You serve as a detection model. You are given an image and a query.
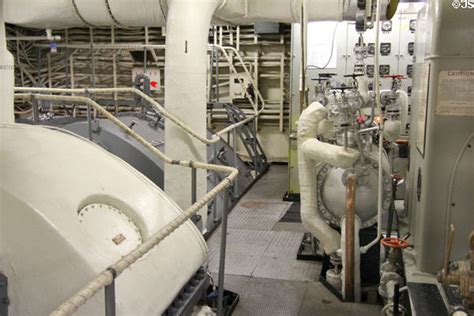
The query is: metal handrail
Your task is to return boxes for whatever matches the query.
[15,86,259,145]
[15,93,238,316]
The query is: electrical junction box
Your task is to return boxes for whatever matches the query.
[132,67,161,92]
[255,22,281,34]
[229,73,254,100]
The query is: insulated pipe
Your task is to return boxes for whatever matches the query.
[215,0,346,23]
[4,0,168,28]
[298,101,359,254]
[4,0,391,27]
[0,0,15,124]
[164,0,222,213]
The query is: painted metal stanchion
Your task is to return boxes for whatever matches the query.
[104,268,117,316]
[217,187,229,316]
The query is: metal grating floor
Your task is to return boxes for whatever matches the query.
[207,165,381,315]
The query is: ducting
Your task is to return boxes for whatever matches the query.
[298,102,359,254]
[3,0,167,28]
[164,0,222,222]
[0,0,14,124]
[4,0,379,28]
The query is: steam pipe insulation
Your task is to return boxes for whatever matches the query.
[298,101,360,254]
[0,0,15,124]
[4,0,392,28]
[164,0,222,214]
[3,0,168,28]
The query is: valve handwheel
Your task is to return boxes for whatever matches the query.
[381,237,409,249]
[383,74,406,80]
[344,73,365,78]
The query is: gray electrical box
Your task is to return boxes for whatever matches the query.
[255,22,280,34]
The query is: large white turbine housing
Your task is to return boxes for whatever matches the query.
[0,123,208,315]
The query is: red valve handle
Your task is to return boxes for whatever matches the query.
[381,237,409,249]
[392,174,404,181]
[383,74,406,79]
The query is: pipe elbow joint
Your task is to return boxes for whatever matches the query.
[301,139,360,169]
[300,212,341,254]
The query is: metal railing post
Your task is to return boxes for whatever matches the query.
[31,95,40,125]
[252,116,258,175]
[213,143,218,223]
[217,187,229,316]
[216,48,220,105]
[191,167,197,204]
[86,104,93,141]
[232,128,238,198]
[104,269,117,316]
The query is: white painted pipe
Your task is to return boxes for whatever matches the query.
[164,0,221,215]
[4,0,168,28]
[4,0,389,27]
[215,0,346,23]
[361,0,384,254]
[0,0,15,124]
[298,101,359,254]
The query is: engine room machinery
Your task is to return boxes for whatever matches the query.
[1,0,400,315]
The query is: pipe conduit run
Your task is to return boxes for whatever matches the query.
[297,101,359,254]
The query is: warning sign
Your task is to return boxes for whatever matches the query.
[132,67,161,92]
[436,70,474,116]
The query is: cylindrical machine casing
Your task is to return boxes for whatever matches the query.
[0,124,208,315]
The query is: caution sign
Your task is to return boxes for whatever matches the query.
[436,70,474,116]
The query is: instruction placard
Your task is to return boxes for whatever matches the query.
[436,70,474,116]
[416,64,431,156]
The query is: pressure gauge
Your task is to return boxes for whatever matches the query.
[381,21,392,32]
[408,42,415,56]
[379,65,390,76]
[366,65,375,78]
[368,43,375,55]
[407,64,413,78]
[380,43,391,56]
[410,19,417,32]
